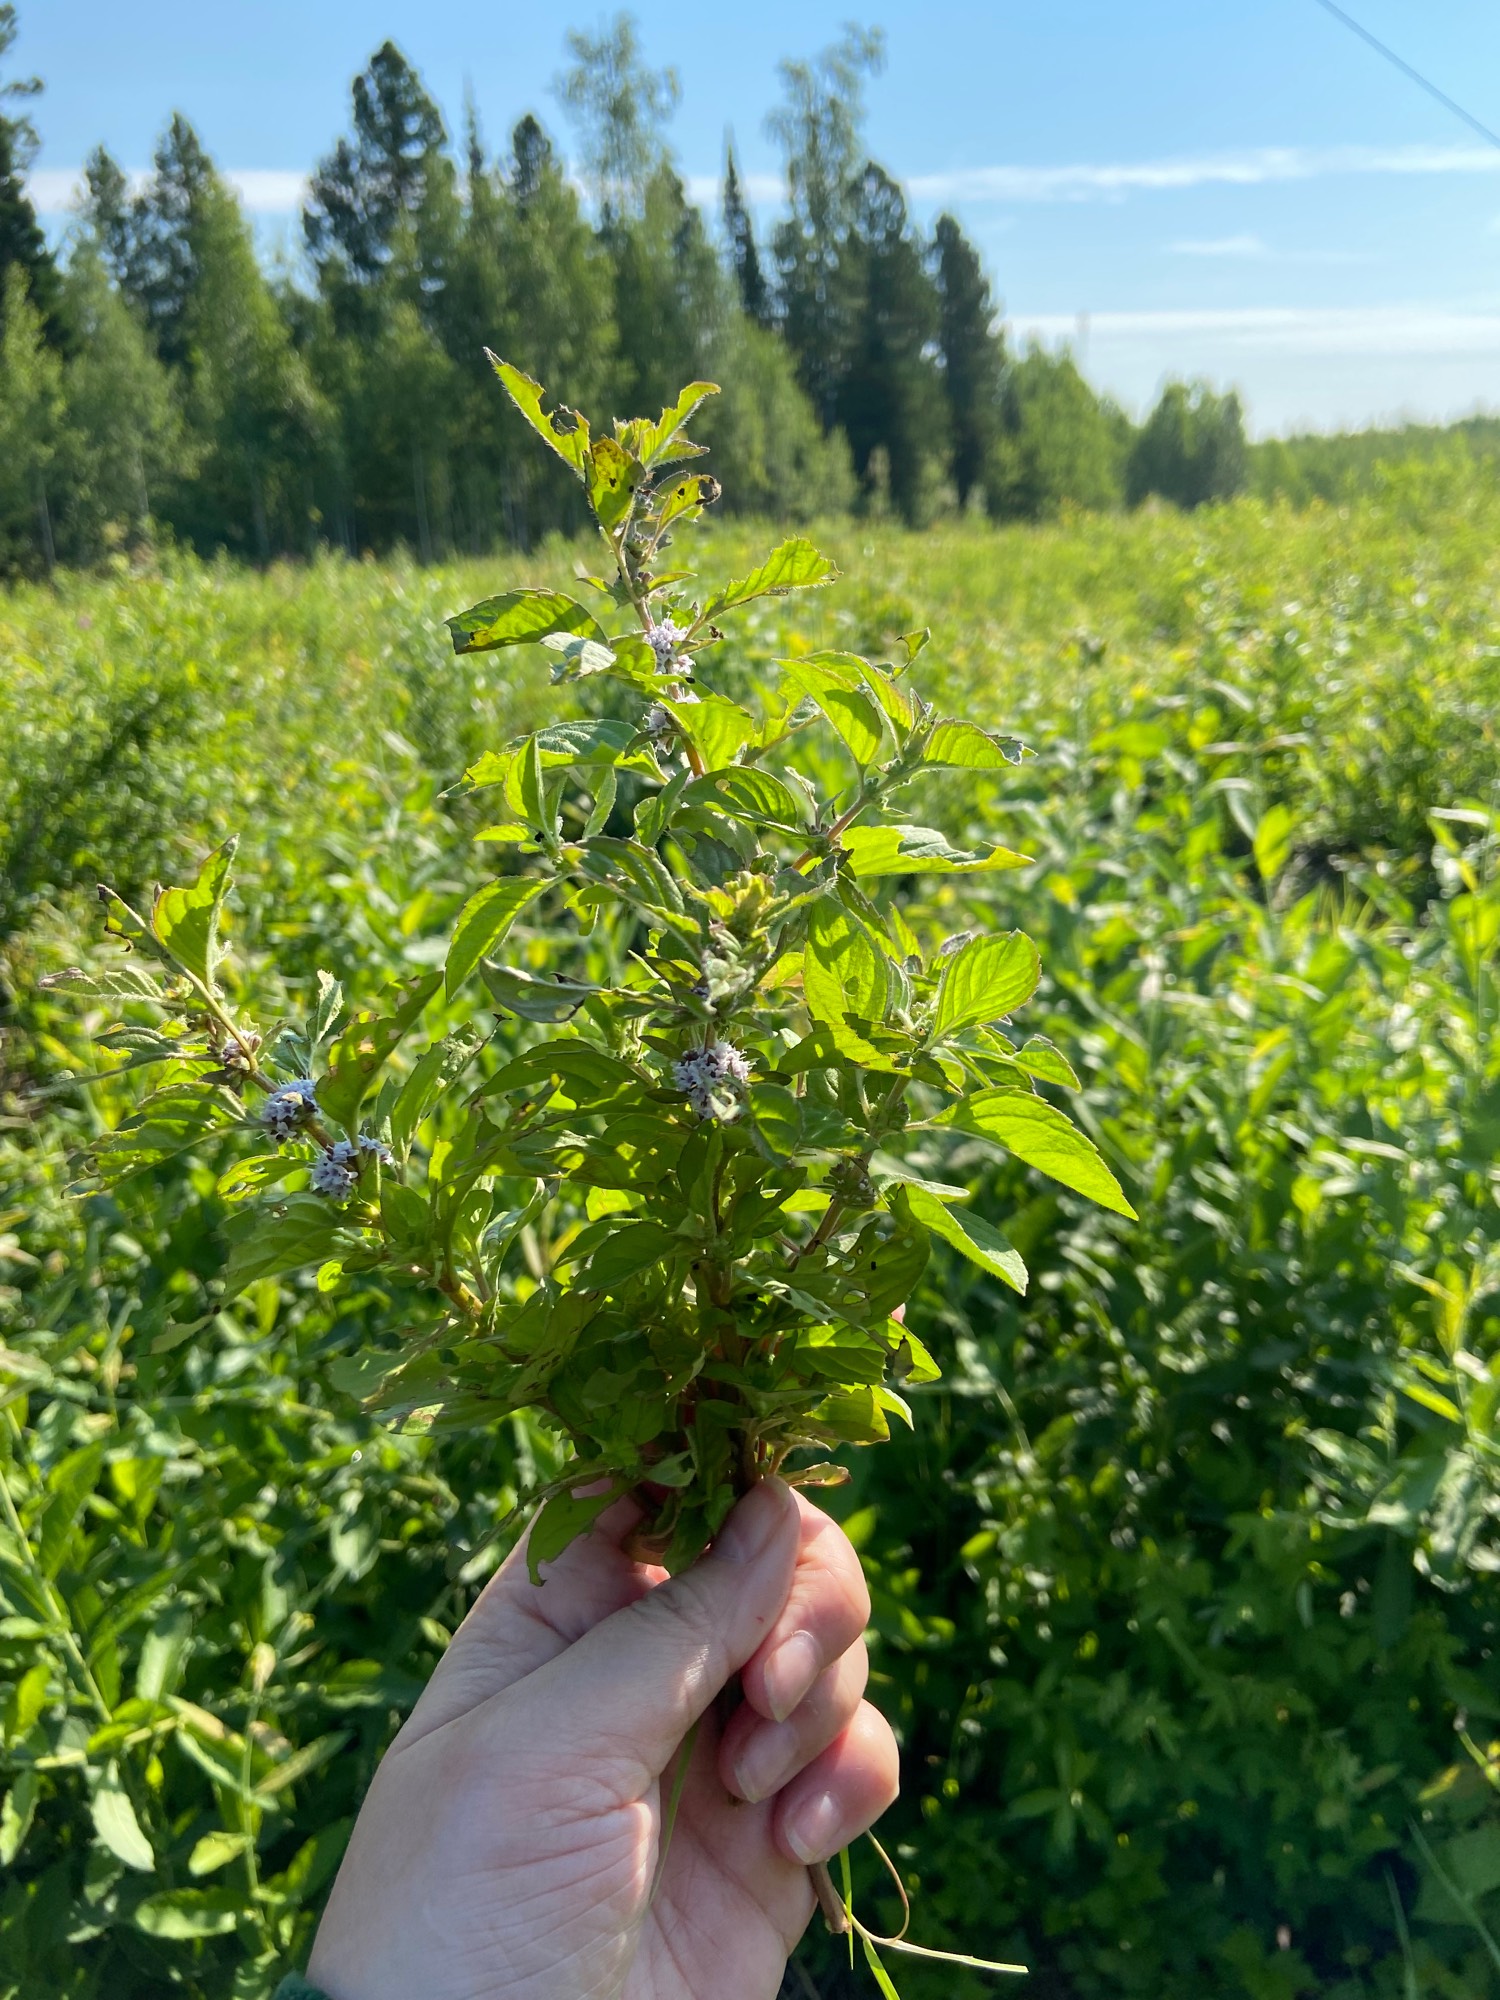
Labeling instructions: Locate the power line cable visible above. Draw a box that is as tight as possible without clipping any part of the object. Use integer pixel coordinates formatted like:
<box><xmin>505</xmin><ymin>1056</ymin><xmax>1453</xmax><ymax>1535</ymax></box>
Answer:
<box><xmin>1311</xmin><ymin>0</ymin><xmax>1500</xmax><ymax>152</ymax></box>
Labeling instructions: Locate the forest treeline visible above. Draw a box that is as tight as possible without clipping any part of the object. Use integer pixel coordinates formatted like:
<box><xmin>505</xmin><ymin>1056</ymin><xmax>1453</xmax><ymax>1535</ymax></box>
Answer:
<box><xmin>0</xmin><ymin>4</ymin><xmax>1490</xmax><ymax>575</ymax></box>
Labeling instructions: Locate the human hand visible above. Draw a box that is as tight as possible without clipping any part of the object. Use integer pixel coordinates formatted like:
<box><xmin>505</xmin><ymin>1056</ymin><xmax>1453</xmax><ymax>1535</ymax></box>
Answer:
<box><xmin>305</xmin><ymin>1479</ymin><xmax>899</xmax><ymax>2000</ymax></box>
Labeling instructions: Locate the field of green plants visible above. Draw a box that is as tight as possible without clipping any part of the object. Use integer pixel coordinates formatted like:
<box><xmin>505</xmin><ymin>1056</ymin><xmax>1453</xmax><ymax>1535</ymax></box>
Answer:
<box><xmin>2</xmin><ymin>473</ymin><xmax>1500</xmax><ymax>1999</ymax></box>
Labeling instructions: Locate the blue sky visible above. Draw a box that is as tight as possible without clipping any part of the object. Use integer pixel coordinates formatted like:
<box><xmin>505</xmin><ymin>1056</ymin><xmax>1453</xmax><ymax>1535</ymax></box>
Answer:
<box><xmin>20</xmin><ymin>0</ymin><xmax>1500</xmax><ymax>434</ymax></box>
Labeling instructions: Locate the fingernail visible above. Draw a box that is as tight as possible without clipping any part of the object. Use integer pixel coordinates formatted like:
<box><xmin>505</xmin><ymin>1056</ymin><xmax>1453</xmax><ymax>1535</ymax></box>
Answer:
<box><xmin>713</xmin><ymin>1480</ymin><xmax>789</xmax><ymax>1566</ymax></box>
<box><xmin>763</xmin><ymin>1628</ymin><xmax>820</xmax><ymax>1723</ymax></box>
<box><xmin>786</xmin><ymin>1789</ymin><xmax>841</xmax><ymax>1865</ymax></box>
<box><xmin>733</xmin><ymin>1723</ymin><xmax>796</xmax><ymax>1805</ymax></box>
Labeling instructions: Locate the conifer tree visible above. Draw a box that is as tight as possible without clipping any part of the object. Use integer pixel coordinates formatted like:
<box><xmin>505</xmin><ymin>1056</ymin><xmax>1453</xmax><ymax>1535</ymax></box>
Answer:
<box><xmin>304</xmin><ymin>41</ymin><xmax>447</xmax><ymax>321</ymax></box>
<box><xmin>722</xmin><ymin>140</ymin><xmax>770</xmax><ymax>328</ymax></box>
<box><xmin>834</xmin><ymin>163</ymin><xmax>946</xmax><ymax>523</ymax></box>
<box><xmin>80</xmin><ymin>145</ymin><xmax>137</xmax><ymax>291</ymax></box>
<box><xmin>171</xmin><ymin>171</ymin><xmax>319</xmax><ymax>556</ymax></box>
<box><xmin>933</xmin><ymin>212</ymin><xmax>1004</xmax><ymax>511</ymax></box>
<box><xmin>124</xmin><ymin>113</ymin><xmax>215</xmax><ymax>368</ymax></box>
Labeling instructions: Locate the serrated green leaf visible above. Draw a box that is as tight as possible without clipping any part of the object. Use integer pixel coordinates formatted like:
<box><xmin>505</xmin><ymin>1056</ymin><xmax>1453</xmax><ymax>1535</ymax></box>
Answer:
<box><xmin>150</xmin><ymin>838</ymin><xmax>236</xmax><ymax>993</ymax></box>
<box><xmin>661</xmin><ymin>695</ymin><xmax>756</xmax><ymax>772</ymax></box>
<box><xmin>804</xmin><ymin>893</ymin><xmax>892</xmax><ymax>1030</ymax></box>
<box><xmin>486</xmin><ymin>352</ymin><xmax>591</xmax><ymax>473</ymax></box>
<box><xmin>447</xmin><ymin>587</ymin><xmax>606</xmax><ymax>656</ymax></box>
<box><xmin>481</xmin><ymin>964</ymin><xmax>602</xmax><ymax>1022</ymax></box>
<box><xmin>1011</xmin><ymin>1036</ymin><xmax>1080</xmax><ymax>1089</ymax></box>
<box><xmin>781</xmin><ymin>660</ymin><xmax>890</xmax><ymax>766</ymax></box>
<box><xmin>923</xmin><ymin>719</ymin><xmax>1026</xmax><ymax>770</ymax></box>
<box><xmin>700</xmin><ymin>539</ymin><xmax>839</xmax><ymax>626</ymax></box>
<box><xmin>934</xmin><ymin>933</ymin><xmax>1041</xmax><ymax>1036</ymax></box>
<box><xmin>654</xmin><ymin>469</ymin><xmax>719</xmax><ymax>529</ymax></box>
<box><xmin>466</xmin><ymin>719</ymin><xmax>661</xmax><ymax>791</ymax></box>
<box><xmin>842</xmin><ymin>826</ymin><xmax>1031</xmax><ymax>878</ymax></box>
<box><xmin>682</xmin><ymin>767</ymin><xmax>811</xmax><ymax>829</ymax></box>
<box><xmin>902</xmin><ymin>1184</ymin><xmax>1028</xmax><ymax>1294</ymax></box>
<box><xmin>541</xmin><ymin>632</ymin><xmax>618</xmax><ymax>680</ymax></box>
<box><xmin>637</xmin><ymin>381</ymin><xmax>719</xmax><ymax>468</ymax></box>
<box><xmin>583</xmin><ymin>1219</ymin><xmax>683</xmax><ymax>1288</ymax></box>
<box><xmin>445</xmin><ymin>877</ymin><xmax>546</xmax><ymax>999</ymax></box>
<box><xmin>388</xmin><ymin>1027</ymin><xmax>485</xmax><ymax>1156</ymax></box>
<box><xmin>221</xmin><ymin>1196</ymin><xmax>351</xmax><ymax>1299</ymax></box>
<box><xmin>943</xmin><ymin>1088</ymin><xmax>1136</xmax><ymax>1217</ymax></box>
<box><xmin>306</xmin><ymin>969</ymin><xmax>343</xmax><ymax>1045</ymax></box>
<box><xmin>587</xmin><ymin>436</ymin><xmax>644</xmax><ymax>530</ymax></box>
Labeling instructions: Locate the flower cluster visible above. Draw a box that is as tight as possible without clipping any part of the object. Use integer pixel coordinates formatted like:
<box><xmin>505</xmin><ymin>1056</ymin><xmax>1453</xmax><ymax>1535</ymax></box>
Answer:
<box><xmin>261</xmin><ymin>1077</ymin><xmax>318</xmax><ymax>1141</ymax></box>
<box><xmin>673</xmin><ymin>1041</ymin><xmax>752</xmax><ymax>1121</ymax></box>
<box><xmin>310</xmin><ymin>1134</ymin><xmax>393</xmax><ymax>1203</ymax></box>
<box><xmin>645</xmin><ymin>617</ymin><xmax>689</xmax><ymax>670</ymax></box>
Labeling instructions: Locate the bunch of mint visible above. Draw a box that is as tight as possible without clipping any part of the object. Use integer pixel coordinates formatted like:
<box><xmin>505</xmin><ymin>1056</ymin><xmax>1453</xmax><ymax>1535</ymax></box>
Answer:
<box><xmin>55</xmin><ymin>358</ymin><xmax>1134</xmax><ymax>1583</ymax></box>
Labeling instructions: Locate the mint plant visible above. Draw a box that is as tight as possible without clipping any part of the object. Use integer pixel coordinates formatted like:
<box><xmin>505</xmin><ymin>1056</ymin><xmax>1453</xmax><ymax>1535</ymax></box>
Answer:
<box><xmin>53</xmin><ymin>357</ymin><xmax>1135</xmax><ymax>1986</ymax></box>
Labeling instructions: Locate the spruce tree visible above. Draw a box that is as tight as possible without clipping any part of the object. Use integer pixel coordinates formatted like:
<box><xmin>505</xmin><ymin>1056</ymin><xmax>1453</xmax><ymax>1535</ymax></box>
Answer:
<box><xmin>932</xmin><ymin>212</ymin><xmax>1004</xmax><ymax>511</ymax></box>
<box><xmin>80</xmin><ymin>146</ymin><xmax>137</xmax><ymax>291</ymax></box>
<box><xmin>125</xmin><ymin>113</ymin><xmax>215</xmax><ymax>368</ymax></box>
<box><xmin>722</xmin><ymin>141</ymin><xmax>769</xmax><ymax>327</ymax></box>
<box><xmin>834</xmin><ymin>163</ymin><xmax>946</xmax><ymax>524</ymax></box>
<box><xmin>510</xmin><ymin>113</ymin><xmax>555</xmax><ymax>205</ymax></box>
<box><xmin>304</xmin><ymin>41</ymin><xmax>447</xmax><ymax>316</ymax></box>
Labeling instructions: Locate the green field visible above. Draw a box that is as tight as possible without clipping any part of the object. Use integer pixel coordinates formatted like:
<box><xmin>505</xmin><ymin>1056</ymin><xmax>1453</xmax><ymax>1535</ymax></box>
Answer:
<box><xmin>3</xmin><ymin>481</ymin><xmax>1500</xmax><ymax>1998</ymax></box>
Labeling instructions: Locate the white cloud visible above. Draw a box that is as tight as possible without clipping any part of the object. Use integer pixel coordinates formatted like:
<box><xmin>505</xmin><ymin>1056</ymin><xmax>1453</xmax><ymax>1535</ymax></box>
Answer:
<box><xmin>1011</xmin><ymin>304</ymin><xmax>1500</xmax><ymax>358</ymax></box>
<box><xmin>35</xmin><ymin>136</ymin><xmax>1500</xmax><ymax>223</ymax></box>
<box><xmin>226</xmin><ymin>169</ymin><xmax>308</xmax><ymax>211</ymax></box>
<box><xmin>683</xmin><ymin>170</ymin><xmax>783</xmax><ymax>208</ymax></box>
<box><xmin>29</xmin><ymin>166</ymin><xmax>308</xmax><ymax>214</ymax></box>
<box><xmin>1171</xmin><ymin>234</ymin><xmax>1269</xmax><ymax>258</ymax></box>
<box><xmin>907</xmin><ymin>142</ymin><xmax>1500</xmax><ymax>205</ymax></box>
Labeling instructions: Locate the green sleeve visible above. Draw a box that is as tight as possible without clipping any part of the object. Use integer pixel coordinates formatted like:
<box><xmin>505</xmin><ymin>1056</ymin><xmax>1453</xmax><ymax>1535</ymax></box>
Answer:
<box><xmin>273</xmin><ymin>1979</ymin><xmax>327</xmax><ymax>2000</ymax></box>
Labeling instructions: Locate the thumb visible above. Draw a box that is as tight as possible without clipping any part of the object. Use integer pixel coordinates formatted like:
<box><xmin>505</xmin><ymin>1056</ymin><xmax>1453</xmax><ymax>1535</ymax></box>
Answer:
<box><xmin>520</xmin><ymin>1479</ymin><xmax>800</xmax><ymax>1787</ymax></box>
